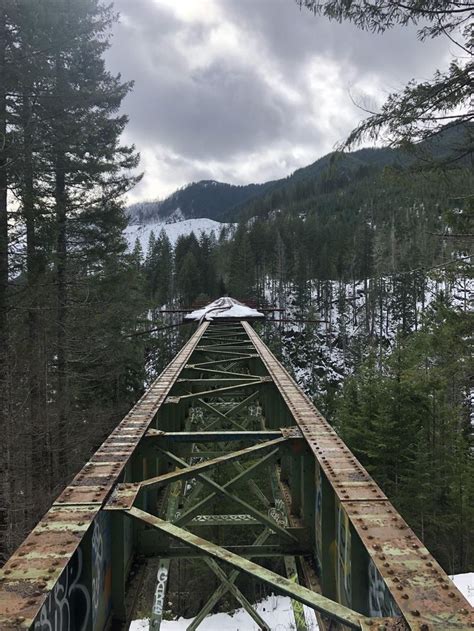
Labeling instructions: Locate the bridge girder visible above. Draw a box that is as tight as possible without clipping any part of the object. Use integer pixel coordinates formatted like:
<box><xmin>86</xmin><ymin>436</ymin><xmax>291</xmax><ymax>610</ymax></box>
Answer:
<box><xmin>0</xmin><ymin>321</ymin><xmax>471</xmax><ymax>631</ymax></box>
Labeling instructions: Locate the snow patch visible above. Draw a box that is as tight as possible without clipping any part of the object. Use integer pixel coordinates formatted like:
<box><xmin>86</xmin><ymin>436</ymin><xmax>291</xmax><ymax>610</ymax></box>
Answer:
<box><xmin>130</xmin><ymin>594</ymin><xmax>318</xmax><ymax>630</ymax></box>
<box><xmin>125</xmin><ymin>218</ymin><xmax>231</xmax><ymax>252</ymax></box>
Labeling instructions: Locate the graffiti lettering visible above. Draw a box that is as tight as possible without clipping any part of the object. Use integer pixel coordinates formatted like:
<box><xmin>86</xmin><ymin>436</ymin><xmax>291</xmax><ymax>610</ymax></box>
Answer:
<box><xmin>368</xmin><ymin>559</ymin><xmax>399</xmax><ymax>617</ymax></box>
<box><xmin>336</xmin><ymin>506</ymin><xmax>352</xmax><ymax>606</ymax></box>
<box><xmin>91</xmin><ymin>512</ymin><xmax>112</xmax><ymax>629</ymax></box>
<box><xmin>33</xmin><ymin>548</ymin><xmax>91</xmax><ymax>631</ymax></box>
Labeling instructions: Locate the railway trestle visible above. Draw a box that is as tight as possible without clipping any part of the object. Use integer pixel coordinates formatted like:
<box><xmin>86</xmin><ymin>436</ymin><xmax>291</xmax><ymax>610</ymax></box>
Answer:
<box><xmin>0</xmin><ymin>320</ymin><xmax>472</xmax><ymax>630</ymax></box>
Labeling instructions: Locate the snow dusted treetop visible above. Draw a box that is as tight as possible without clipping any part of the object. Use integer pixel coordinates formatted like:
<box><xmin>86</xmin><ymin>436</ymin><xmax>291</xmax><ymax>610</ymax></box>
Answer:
<box><xmin>185</xmin><ymin>297</ymin><xmax>265</xmax><ymax>322</ymax></box>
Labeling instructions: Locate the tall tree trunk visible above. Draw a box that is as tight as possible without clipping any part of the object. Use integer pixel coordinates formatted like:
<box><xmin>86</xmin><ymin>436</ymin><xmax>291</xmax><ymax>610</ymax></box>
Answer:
<box><xmin>55</xmin><ymin>151</ymin><xmax>68</xmax><ymax>480</ymax></box>
<box><xmin>55</xmin><ymin>53</ymin><xmax>68</xmax><ymax>482</ymax></box>
<box><xmin>22</xmin><ymin>90</ymin><xmax>49</xmax><ymax>513</ymax></box>
<box><xmin>0</xmin><ymin>4</ymin><xmax>11</xmax><ymax>562</ymax></box>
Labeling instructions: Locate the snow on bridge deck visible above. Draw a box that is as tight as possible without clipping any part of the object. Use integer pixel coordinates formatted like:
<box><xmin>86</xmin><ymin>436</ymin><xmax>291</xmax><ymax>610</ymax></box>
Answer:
<box><xmin>184</xmin><ymin>296</ymin><xmax>265</xmax><ymax>322</ymax></box>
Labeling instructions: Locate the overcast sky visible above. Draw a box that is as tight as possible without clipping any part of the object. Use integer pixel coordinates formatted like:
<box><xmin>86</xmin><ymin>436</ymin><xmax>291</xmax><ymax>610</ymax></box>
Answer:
<box><xmin>105</xmin><ymin>0</ymin><xmax>452</xmax><ymax>203</ymax></box>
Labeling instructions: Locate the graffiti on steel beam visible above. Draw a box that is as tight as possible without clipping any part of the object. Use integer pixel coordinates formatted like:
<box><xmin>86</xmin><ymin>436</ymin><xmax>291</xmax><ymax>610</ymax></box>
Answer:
<box><xmin>92</xmin><ymin>512</ymin><xmax>112</xmax><ymax>628</ymax></box>
<box><xmin>152</xmin><ymin>563</ymin><xmax>169</xmax><ymax>620</ymax></box>
<box><xmin>192</xmin><ymin>514</ymin><xmax>256</xmax><ymax>524</ymax></box>
<box><xmin>368</xmin><ymin>559</ymin><xmax>400</xmax><ymax>618</ymax></box>
<box><xmin>33</xmin><ymin>548</ymin><xmax>91</xmax><ymax>631</ymax></box>
<box><xmin>314</xmin><ymin>463</ymin><xmax>322</xmax><ymax>569</ymax></box>
<box><xmin>269</xmin><ymin>498</ymin><xmax>287</xmax><ymax>527</ymax></box>
<box><xmin>336</xmin><ymin>505</ymin><xmax>352</xmax><ymax>607</ymax></box>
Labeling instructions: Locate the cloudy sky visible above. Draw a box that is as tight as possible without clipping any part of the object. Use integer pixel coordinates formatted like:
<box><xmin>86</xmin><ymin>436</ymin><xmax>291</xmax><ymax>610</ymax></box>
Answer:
<box><xmin>105</xmin><ymin>0</ymin><xmax>452</xmax><ymax>203</ymax></box>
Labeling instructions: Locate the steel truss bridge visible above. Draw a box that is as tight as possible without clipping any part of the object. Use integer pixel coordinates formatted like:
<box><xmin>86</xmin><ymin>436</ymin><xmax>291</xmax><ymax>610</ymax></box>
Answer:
<box><xmin>0</xmin><ymin>320</ymin><xmax>472</xmax><ymax>630</ymax></box>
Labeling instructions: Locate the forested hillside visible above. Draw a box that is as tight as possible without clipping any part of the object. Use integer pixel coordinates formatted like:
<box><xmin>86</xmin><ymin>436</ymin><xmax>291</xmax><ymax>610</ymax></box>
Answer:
<box><xmin>127</xmin><ymin>179</ymin><xmax>278</xmax><ymax>224</ymax></box>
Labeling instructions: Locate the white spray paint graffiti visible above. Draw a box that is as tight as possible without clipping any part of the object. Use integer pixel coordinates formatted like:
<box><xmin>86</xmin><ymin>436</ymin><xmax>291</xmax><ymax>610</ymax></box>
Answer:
<box><xmin>336</xmin><ymin>505</ymin><xmax>352</xmax><ymax>607</ymax></box>
<box><xmin>91</xmin><ymin>512</ymin><xmax>112</xmax><ymax>630</ymax></box>
<box><xmin>368</xmin><ymin>558</ymin><xmax>399</xmax><ymax>617</ymax></box>
<box><xmin>192</xmin><ymin>514</ymin><xmax>256</xmax><ymax>524</ymax></box>
<box><xmin>33</xmin><ymin>547</ymin><xmax>91</xmax><ymax>631</ymax></box>
<box><xmin>91</xmin><ymin>519</ymin><xmax>104</xmax><ymax>618</ymax></box>
<box><xmin>153</xmin><ymin>565</ymin><xmax>169</xmax><ymax>617</ymax></box>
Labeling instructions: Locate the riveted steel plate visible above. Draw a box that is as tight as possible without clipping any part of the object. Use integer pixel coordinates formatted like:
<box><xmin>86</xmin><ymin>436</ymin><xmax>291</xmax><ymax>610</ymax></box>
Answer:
<box><xmin>104</xmin><ymin>483</ymin><xmax>141</xmax><ymax>510</ymax></box>
<box><xmin>0</xmin><ymin>505</ymin><xmax>100</xmax><ymax>629</ymax></box>
<box><xmin>55</xmin><ymin>484</ymin><xmax>109</xmax><ymax>505</ymax></box>
<box><xmin>345</xmin><ymin>501</ymin><xmax>473</xmax><ymax>630</ymax></box>
<box><xmin>280</xmin><ymin>426</ymin><xmax>303</xmax><ymax>439</ymax></box>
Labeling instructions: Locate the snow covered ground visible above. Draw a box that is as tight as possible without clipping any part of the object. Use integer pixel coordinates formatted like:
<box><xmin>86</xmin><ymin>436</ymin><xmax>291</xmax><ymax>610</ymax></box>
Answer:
<box><xmin>130</xmin><ymin>595</ymin><xmax>318</xmax><ymax>630</ymax></box>
<box><xmin>130</xmin><ymin>574</ymin><xmax>473</xmax><ymax>630</ymax></box>
<box><xmin>263</xmin><ymin>273</ymin><xmax>474</xmax><ymax>407</ymax></box>
<box><xmin>125</xmin><ymin>218</ymin><xmax>232</xmax><ymax>252</ymax></box>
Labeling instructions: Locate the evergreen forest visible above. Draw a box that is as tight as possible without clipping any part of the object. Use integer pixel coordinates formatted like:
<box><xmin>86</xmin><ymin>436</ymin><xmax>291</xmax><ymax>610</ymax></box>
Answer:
<box><xmin>0</xmin><ymin>0</ymin><xmax>472</xmax><ymax>592</ymax></box>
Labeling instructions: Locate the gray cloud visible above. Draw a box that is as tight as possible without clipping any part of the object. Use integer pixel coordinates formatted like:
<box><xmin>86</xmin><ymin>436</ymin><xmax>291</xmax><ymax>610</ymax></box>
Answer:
<box><xmin>106</xmin><ymin>0</ymin><xmax>451</xmax><ymax>201</ymax></box>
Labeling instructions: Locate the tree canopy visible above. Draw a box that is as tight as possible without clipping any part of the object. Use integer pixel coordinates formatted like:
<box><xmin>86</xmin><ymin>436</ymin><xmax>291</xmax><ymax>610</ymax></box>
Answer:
<box><xmin>297</xmin><ymin>1</ymin><xmax>473</xmax><ymax>162</ymax></box>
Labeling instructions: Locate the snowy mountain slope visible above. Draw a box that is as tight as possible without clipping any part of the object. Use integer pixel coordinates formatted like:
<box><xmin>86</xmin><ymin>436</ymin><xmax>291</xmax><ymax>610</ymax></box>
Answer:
<box><xmin>124</xmin><ymin>217</ymin><xmax>233</xmax><ymax>253</ymax></box>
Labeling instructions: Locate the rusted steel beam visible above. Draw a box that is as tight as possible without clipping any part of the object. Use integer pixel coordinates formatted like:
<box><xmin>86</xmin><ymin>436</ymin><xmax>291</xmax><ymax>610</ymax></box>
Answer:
<box><xmin>144</xmin><ymin>429</ymin><xmax>284</xmax><ymax>442</ymax></box>
<box><xmin>139</xmin><ymin>436</ymin><xmax>290</xmax><ymax>489</ymax></box>
<box><xmin>242</xmin><ymin>321</ymin><xmax>473</xmax><ymax>631</ymax></box>
<box><xmin>164</xmin><ymin>378</ymin><xmax>266</xmax><ymax>402</ymax></box>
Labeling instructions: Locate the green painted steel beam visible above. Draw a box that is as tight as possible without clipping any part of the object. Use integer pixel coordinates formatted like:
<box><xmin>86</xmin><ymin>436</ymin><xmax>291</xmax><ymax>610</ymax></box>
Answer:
<box><xmin>140</xmin><ymin>436</ymin><xmax>288</xmax><ymax>489</ymax></box>
<box><xmin>230</xmin><ymin>461</ymin><xmax>270</xmax><ymax>508</ymax></box>
<box><xmin>189</xmin><ymin>514</ymin><xmax>260</xmax><ymax>526</ymax></box>
<box><xmin>126</xmin><ymin>507</ymin><xmax>366</xmax><ymax>630</ymax></box>
<box><xmin>190</xmin><ymin>355</ymin><xmax>258</xmax><ymax>369</ymax></box>
<box><xmin>195</xmin><ymin>348</ymin><xmax>255</xmax><ymax>357</ymax></box>
<box><xmin>224</xmin><ymin>390</ymin><xmax>260</xmax><ymax>417</ymax></box>
<box><xmin>178</xmin><ymin>378</ymin><xmax>260</xmax><ymax>386</ymax></box>
<box><xmin>150</xmin><ymin>483</ymin><xmax>182</xmax><ymax>631</ymax></box>
<box><xmin>196</xmin><ymin>398</ymin><xmax>248</xmax><ymax>431</ymax></box>
<box><xmin>197</xmin><ymin>345</ymin><xmax>255</xmax><ymax>353</ymax></box>
<box><xmin>187</xmin><ymin>530</ymin><xmax>272</xmax><ymax>631</ymax></box>
<box><xmin>155</xmin><ymin>448</ymin><xmax>296</xmax><ymax>542</ymax></box>
<box><xmin>205</xmin><ymin>558</ymin><xmax>271</xmax><ymax>630</ymax></box>
<box><xmin>167</xmin><ymin>380</ymin><xmax>262</xmax><ymax>402</ymax></box>
<box><xmin>198</xmin><ymin>397</ymin><xmax>231</xmax><ymax>421</ymax></box>
<box><xmin>145</xmin><ymin>430</ymin><xmax>283</xmax><ymax>442</ymax></box>
<box><xmin>139</xmin><ymin>543</ymin><xmax>310</xmax><ymax>559</ymax></box>
<box><xmin>174</xmin><ymin>450</ymin><xmax>279</xmax><ymax>526</ymax></box>
<box><xmin>186</xmin><ymin>367</ymin><xmax>262</xmax><ymax>379</ymax></box>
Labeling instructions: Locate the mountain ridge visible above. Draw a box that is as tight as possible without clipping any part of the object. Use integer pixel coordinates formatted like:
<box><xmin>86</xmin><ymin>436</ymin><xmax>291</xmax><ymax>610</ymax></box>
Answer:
<box><xmin>127</xmin><ymin>145</ymin><xmax>397</xmax><ymax>225</ymax></box>
<box><xmin>127</xmin><ymin>122</ymin><xmax>471</xmax><ymax>225</ymax></box>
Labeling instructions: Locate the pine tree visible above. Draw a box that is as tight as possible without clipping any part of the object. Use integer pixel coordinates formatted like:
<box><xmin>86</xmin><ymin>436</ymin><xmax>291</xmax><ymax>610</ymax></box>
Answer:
<box><xmin>0</xmin><ymin>0</ymin><xmax>11</xmax><ymax>563</ymax></box>
<box><xmin>156</xmin><ymin>229</ymin><xmax>173</xmax><ymax>306</ymax></box>
<box><xmin>37</xmin><ymin>0</ymin><xmax>140</xmax><ymax>480</ymax></box>
<box><xmin>177</xmin><ymin>250</ymin><xmax>200</xmax><ymax>305</ymax></box>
